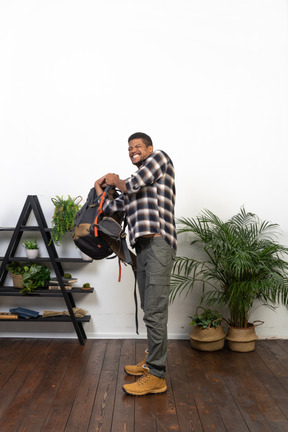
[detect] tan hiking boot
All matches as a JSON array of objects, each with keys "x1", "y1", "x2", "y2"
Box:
[
  {"x1": 124, "y1": 349, "x2": 148, "y2": 376},
  {"x1": 123, "y1": 367, "x2": 167, "y2": 396}
]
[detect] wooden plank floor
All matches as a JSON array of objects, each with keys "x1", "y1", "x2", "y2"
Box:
[{"x1": 1, "y1": 338, "x2": 288, "y2": 431}]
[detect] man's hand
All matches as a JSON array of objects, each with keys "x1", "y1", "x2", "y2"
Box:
[
  {"x1": 95, "y1": 173, "x2": 128, "y2": 194},
  {"x1": 105, "y1": 173, "x2": 120, "y2": 187},
  {"x1": 94, "y1": 175, "x2": 106, "y2": 196}
]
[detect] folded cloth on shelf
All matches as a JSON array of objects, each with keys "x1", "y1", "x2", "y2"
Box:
[{"x1": 42, "y1": 307, "x2": 88, "y2": 318}]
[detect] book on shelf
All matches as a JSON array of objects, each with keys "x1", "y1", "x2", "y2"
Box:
[
  {"x1": 49, "y1": 277, "x2": 78, "y2": 285},
  {"x1": 0, "y1": 312, "x2": 18, "y2": 319},
  {"x1": 9, "y1": 307, "x2": 39, "y2": 319},
  {"x1": 48, "y1": 285, "x2": 73, "y2": 291}
]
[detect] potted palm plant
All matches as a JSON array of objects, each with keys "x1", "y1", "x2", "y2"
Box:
[{"x1": 170, "y1": 207, "x2": 288, "y2": 352}]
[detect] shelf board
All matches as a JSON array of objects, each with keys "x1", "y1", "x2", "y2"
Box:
[
  {"x1": 0, "y1": 257, "x2": 93, "y2": 263},
  {"x1": 0, "y1": 226, "x2": 52, "y2": 232},
  {"x1": 0, "y1": 286, "x2": 94, "y2": 296},
  {"x1": 0, "y1": 315, "x2": 91, "y2": 322}
]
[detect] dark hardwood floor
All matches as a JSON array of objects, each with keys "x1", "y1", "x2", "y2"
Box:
[{"x1": 1, "y1": 337, "x2": 288, "y2": 431}]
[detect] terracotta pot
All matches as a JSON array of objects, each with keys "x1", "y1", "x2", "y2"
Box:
[{"x1": 189, "y1": 325, "x2": 226, "y2": 351}]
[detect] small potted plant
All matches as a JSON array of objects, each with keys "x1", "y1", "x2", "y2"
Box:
[
  {"x1": 6, "y1": 262, "x2": 25, "y2": 288},
  {"x1": 6, "y1": 262, "x2": 51, "y2": 294},
  {"x1": 23, "y1": 239, "x2": 39, "y2": 259},
  {"x1": 21, "y1": 263, "x2": 51, "y2": 295},
  {"x1": 50, "y1": 195, "x2": 82, "y2": 245},
  {"x1": 189, "y1": 307, "x2": 226, "y2": 351}
]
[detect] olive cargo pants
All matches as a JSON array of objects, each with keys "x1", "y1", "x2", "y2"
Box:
[{"x1": 135, "y1": 236, "x2": 175, "y2": 378}]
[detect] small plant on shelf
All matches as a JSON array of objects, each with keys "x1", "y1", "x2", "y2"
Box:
[
  {"x1": 6, "y1": 262, "x2": 23, "y2": 276},
  {"x1": 21, "y1": 264, "x2": 51, "y2": 295},
  {"x1": 23, "y1": 239, "x2": 38, "y2": 250},
  {"x1": 81, "y1": 282, "x2": 91, "y2": 290},
  {"x1": 50, "y1": 195, "x2": 82, "y2": 245},
  {"x1": 7, "y1": 262, "x2": 51, "y2": 295},
  {"x1": 23, "y1": 239, "x2": 39, "y2": 258}
]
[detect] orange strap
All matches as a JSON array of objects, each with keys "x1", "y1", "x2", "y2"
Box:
[
  {"x1": 93, "y1": 191, "x2": 107, "y2": 237},
  {"x1": 118, "y1": 258, "x2": 122, "y2": 282}
]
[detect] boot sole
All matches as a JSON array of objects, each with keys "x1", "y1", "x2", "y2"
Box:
[{"x1": 122, "y1": 385, "x2": 167, "y2": 396}]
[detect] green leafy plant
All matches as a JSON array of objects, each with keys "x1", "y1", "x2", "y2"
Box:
[
  {"x1": 50, "y1": 195, "x2": 82, "y2": 245},
  {"x1": 170, "y1": 207, "x2": 288, "y2": 328},
  {"x1": 23, "y1": 239, "x2": 38, "y2": 250},
  {"x1": 6, "y1": 262, "x2": 23, "y2": 275},
  {"x1": 82, "y1": 283, "x2": 90, "y2": 288},
  {"x1": 21, "y1": 264, "x2": 50, "y2": 294},
  {"x1": 190, "y1": 308, "x2": 222, "y2": 329},
  {"x1": 7, "y1": 262, "x2": 51, "y2": 295}
]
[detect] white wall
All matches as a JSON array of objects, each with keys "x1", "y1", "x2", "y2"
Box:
[{"x1": 0, "y1": 0, "x2": 287, "y2": 340}]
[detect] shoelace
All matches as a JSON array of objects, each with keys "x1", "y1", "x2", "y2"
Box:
[{"x1": 137, "y1": 373, "x2": 151, "y2": 386}]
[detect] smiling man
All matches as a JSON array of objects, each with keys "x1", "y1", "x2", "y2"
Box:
[{"x1": 94, "y1": 132, "x2": 177, "y2": 396}]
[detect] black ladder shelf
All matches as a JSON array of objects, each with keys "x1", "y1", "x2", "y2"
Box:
[{"x1": 0, "y1": 195, "x2": 93, "y2": 345}]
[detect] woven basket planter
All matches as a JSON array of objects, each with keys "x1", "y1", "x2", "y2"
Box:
[
  {"x1": 11, "y1": 273, "x2": 23, "y2": 289},
  {"x1": 189, "y1": 325, "x2": 226, "y2": 352},
  {"x1": 226, "y1": 323, "x2": 262, "y2": 353}
]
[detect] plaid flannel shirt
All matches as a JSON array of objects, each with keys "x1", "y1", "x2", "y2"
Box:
[{"x1": 103, "y1": 149, "x2": 177, "y2": 252}]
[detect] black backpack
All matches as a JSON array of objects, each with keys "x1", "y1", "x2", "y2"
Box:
[
  {"x1": 73, "y1": 185, "x2": 138, "y2": 333},
  {"x1": 73, "y1": 186, "x2": 135, "y2": 265},
  {"x1": 73, "y1": 186, "x2": 135, "y2": 267}
]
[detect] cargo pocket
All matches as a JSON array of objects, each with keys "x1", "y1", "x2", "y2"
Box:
[{"x1": 147, "y1": 237, "x2": 175, "y2": 286}]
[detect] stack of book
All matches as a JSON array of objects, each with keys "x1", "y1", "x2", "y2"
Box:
[
  {"x1": 9, "y1": 307, "x2": 39, "y2": 319},
  {"x1": 48, "y1": 276, "x2": 78, "y2": 291}
]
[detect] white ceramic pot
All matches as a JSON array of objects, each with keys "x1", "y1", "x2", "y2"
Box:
[
  {"x1": 81, "y1": 251, "x2": 92, "y2": 261},
  {"x1": 25, "y1": 249, "x2": 39, "y2": 259}
]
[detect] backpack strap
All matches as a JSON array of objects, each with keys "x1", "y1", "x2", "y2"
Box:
[
  {"x1": 133, "y1": 270, "x2": 139, "y2": 334},
  {"x1": 93, "y1": 186, "x2": 111, "y2": 237},
  {"x1": 119, "y1": 236, "x2": 133, "y2": 265}
]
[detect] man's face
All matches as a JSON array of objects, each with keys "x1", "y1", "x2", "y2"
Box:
[{"x1": 128, "y1": 138, "x2": 153, "y2": 167}]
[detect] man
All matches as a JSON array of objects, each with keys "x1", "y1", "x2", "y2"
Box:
[{"x1": 94, "y1": 132, "x2": 177, "y2": 396}]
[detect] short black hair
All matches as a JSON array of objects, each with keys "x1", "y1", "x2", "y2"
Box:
[{"x1": 128, "y1": 132, "x2": 153, "y2": 148}]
